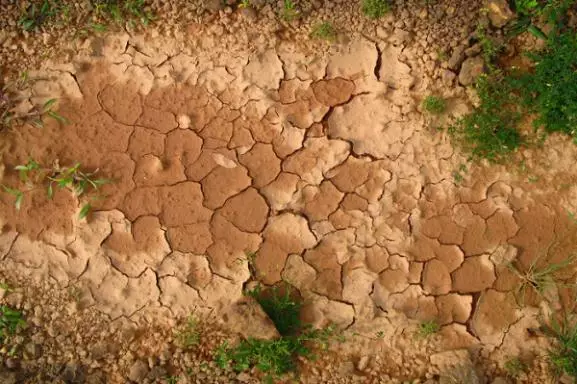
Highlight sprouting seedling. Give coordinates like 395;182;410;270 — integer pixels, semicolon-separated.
2;159;111;218
239;0;251;8
281;0;299;21
508;252;577;306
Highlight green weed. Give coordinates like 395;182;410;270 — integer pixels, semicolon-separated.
543;314;577;379
311;22;337;41
246;284;301;337
422;95;447;114
0;306;26;344
1;73;67;131
216;284;338;382
280;0;299;21
509;32;577;137
1;159;111;218
508;252;577;305
18;0;59;31
361;0;389;19
448;74;523;162
476;24;503;68
504;356;527;377
239;0;251;8
175;315;200;349
92;0;153;27
417;320;440;338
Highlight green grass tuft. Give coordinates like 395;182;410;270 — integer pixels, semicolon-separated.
504;356;527;377
310;22;337;41
361;0;389;19
216;284;338;382
417;320;440;338
448;74;524;162
422;95;447;114
0;306;26;344
544;314;577;379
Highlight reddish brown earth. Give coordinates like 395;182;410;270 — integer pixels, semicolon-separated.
0;8;576;383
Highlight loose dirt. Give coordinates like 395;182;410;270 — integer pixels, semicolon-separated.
1;1;576;383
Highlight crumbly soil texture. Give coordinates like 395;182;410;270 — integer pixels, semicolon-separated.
0;0;576;383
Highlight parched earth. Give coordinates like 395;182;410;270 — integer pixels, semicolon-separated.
1;2;577;383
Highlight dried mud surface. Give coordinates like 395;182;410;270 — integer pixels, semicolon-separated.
1;2;577;383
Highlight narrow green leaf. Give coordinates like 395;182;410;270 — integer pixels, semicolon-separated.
47;183;54;199
31;118;43;128
47;110;69;124
14;193;23;210
79;203;91;219
42;98;57;111
14;165;28;171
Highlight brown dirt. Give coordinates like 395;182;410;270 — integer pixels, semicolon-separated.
0;1;576;383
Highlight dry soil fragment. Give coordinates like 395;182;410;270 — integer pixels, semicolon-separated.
312;78;355;106
166;223;213;254
243;49;284;91
219;188;269;233
239;143;281;188
136;107;178;133
99;81;143;125
283;137;350;185
159;276;201;316
158;252;212;290
128;126;166;160
104;216;171;277
201;165;252;209
159;182;212;226
255;213;317;285
452;254;496;293
282;254;317;291
435;294;473;325
303;181;344;222
471;289;519;346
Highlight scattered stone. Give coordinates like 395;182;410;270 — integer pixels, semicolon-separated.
458;56;485;86
486;0;515;28
128;360;149;382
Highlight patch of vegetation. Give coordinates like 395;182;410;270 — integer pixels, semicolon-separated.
246;284;301;336
508;252;577;305
1;158;111;218
417;320;440;338
92;0;153;27
310;22;337;41
422;95;447;114
0;306;26;344
280;0;299;21
361;0;389;19
18;0;59;31
510;32;577;137
543;314;577;379
1;73;67;131
448;74;523;162
175;315;200;349
216;284;338;382
476;24;504;68
504;356;527;377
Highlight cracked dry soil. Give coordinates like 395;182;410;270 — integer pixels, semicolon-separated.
0;9;577;384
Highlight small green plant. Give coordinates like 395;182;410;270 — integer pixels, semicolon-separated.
280;0;299;21
504;356;527;377
448;74;523;162
18;0;58;31
1;73;67;131
175;315;200;349
310;22;337;41
247;284;301;337
0;306;26;344
509;32;577;138
361;0;389;19
217;284;338;382
476;24;503;68
417;320;440;338
92;0;153;27
422;95;447;114
1;159;111;218
215;326;336;383
543;313;577;379
239;0;251;8
508;252;577;305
